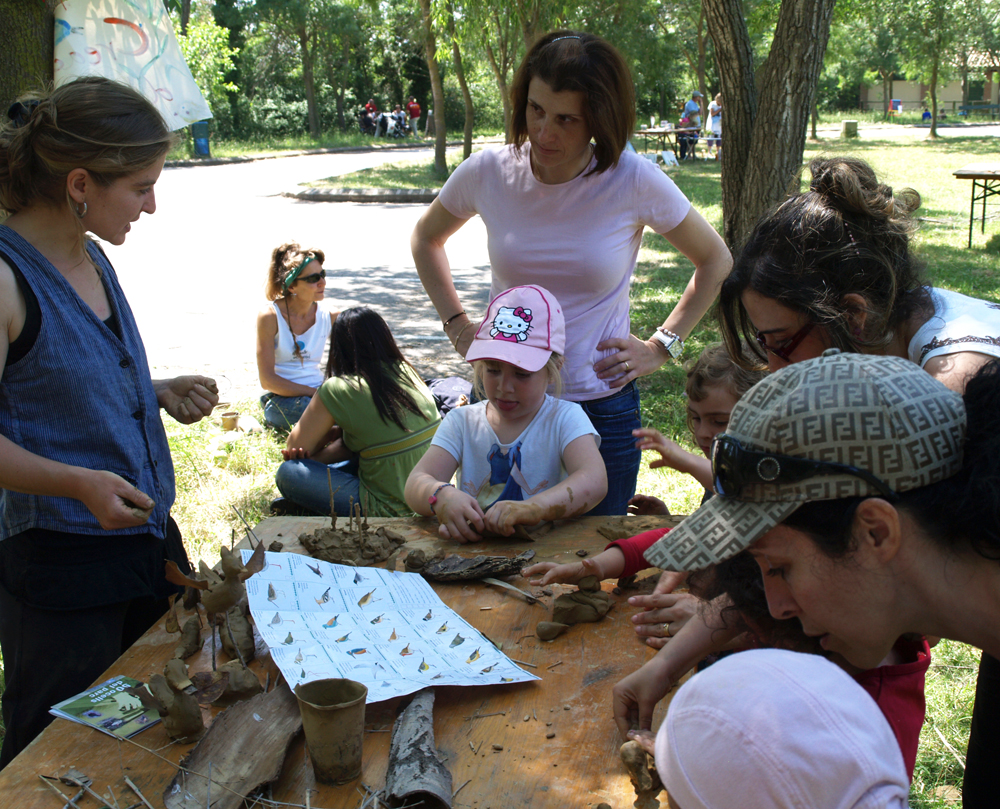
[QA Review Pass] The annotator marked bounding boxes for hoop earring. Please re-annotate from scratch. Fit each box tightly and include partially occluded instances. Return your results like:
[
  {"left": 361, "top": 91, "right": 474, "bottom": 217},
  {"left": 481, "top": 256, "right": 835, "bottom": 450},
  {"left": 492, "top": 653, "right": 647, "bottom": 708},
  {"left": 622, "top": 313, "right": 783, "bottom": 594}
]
[{"left": 76, "top": 201, "right": 88, "bottom": 218}]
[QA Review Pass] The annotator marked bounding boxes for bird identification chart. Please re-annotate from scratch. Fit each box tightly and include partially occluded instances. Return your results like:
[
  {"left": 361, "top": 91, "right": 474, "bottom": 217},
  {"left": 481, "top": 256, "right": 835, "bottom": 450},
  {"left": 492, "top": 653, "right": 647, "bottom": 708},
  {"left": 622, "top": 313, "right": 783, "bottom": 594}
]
[{"left": 243, "top": 551, "right": 539, "bottom": 703}]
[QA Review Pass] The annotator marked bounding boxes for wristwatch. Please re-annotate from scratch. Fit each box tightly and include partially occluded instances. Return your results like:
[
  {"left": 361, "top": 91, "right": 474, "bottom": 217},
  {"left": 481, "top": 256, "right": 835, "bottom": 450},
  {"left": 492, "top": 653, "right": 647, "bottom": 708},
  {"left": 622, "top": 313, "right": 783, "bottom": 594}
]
[{"left": 649, "top": 327, "right": 684, "bottom": 360}]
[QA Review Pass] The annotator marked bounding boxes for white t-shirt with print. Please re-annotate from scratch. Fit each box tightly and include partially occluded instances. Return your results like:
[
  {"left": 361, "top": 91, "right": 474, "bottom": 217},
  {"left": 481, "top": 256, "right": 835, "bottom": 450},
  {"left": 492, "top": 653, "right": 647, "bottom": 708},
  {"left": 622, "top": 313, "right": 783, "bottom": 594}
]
[{"left": 907, "top": 287, "right": 1000, "bottom": 366}]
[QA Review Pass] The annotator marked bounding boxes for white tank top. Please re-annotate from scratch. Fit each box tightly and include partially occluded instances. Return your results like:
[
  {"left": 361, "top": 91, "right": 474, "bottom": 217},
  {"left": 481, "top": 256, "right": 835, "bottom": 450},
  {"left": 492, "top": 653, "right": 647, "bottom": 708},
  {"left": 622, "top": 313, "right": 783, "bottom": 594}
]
[{"left": 272, "top": 299, "right": 333, "bottom": 387}]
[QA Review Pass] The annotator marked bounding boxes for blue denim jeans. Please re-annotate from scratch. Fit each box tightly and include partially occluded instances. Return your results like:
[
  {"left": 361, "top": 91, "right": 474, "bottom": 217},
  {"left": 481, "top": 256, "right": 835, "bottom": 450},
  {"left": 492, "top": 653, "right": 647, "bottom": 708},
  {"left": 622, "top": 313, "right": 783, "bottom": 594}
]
[
  {"left": 274, "top": 458, "right": 363, "bottom": 516},
  {"left": 260, "top": 393, "right": 312, "bottom": 431},
  {"left": 577, "top": 381, "right": 642, "bottom": 516}
]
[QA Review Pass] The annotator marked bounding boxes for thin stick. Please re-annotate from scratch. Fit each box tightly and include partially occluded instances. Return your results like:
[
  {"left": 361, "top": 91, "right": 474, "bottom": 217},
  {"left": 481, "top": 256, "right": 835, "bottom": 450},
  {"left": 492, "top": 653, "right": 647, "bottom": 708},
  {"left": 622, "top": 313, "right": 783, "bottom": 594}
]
[
  {"left": 37, "top": 776, "right": 80, "bottom": 809},
  {"left": 509, "top": 658, "right": 537, "bottom": 668},
  {"left": 231, "top": 506, "right": 261, "bottom": 548},
  {"left": 107, "top": 785, "right": 120, "bottom": 809},
  {"left": 452, "top": 779, "right": 472, "bottom": 799},
  {"left": 206, "top": 762, "right": 213, "bottom": 809},
  {"left": 124, "top": 777, "right": 157, "bottom": 809},
  {"left": 933, "top": 725, "right": 966, "bottom": 770},
  {"left": 546, "top": 661, "right": 563, "bottom": 670},
  {"left": 464, "top": 711, "right": 506, "bottom": 720},
  {"left": 53, "top": 773, "right": 107, "bottom": 807}
]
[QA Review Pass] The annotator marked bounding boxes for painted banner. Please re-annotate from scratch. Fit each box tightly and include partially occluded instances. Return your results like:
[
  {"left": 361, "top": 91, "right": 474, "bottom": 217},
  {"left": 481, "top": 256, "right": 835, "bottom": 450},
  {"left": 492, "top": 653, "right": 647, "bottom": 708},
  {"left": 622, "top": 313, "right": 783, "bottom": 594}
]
[{"left": 54, "top": 0, "right": 211, "bottom": 131}]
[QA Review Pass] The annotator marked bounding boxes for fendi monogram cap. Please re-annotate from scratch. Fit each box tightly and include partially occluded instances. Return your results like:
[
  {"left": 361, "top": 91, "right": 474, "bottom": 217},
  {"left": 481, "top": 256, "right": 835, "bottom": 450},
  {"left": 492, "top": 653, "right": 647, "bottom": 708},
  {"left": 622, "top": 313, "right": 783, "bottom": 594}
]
[{"left": 644, "top": 350, "right": 967, "bottom": 572}]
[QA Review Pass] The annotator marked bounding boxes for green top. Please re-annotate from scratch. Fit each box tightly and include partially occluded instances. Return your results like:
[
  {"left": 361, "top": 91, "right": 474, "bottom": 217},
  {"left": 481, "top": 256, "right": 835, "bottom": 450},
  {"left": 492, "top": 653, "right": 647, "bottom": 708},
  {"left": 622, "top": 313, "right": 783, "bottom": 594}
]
[{"left": 317, "top": 364, "right": 440, "bottom": 517}]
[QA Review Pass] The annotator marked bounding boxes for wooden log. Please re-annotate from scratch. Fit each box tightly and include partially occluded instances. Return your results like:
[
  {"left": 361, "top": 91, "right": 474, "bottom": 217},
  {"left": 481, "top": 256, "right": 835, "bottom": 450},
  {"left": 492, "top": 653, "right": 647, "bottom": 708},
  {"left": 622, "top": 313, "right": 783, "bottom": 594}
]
[{"left": 385, "top": 689, "right": 452, "bottom": 809}]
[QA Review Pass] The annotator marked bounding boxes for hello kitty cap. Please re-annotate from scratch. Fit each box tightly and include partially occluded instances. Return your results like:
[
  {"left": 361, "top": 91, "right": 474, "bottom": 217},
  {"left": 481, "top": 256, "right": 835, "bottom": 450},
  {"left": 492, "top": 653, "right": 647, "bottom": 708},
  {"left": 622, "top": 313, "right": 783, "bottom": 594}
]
[{"left": 465, "top": 285, "right": 566, "bottom": 372}]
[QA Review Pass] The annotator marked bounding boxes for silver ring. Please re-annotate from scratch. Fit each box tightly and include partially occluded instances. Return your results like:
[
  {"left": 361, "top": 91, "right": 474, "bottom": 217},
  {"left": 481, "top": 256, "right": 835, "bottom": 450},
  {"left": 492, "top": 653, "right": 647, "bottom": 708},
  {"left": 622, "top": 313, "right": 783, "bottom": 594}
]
[{"left": 624, "top": 361, "right": 630, "bottom": 372}]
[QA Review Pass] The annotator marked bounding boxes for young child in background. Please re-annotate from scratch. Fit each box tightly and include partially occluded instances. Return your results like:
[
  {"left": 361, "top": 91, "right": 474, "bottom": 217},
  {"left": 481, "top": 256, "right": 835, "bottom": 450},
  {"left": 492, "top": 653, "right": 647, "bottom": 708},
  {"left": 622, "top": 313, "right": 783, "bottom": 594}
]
[
  {"left": 525, "top": 344, "right": 764, "bottom": 591},
  {"left": 405, "top": 286, "right": 607, "bottom": 542}
]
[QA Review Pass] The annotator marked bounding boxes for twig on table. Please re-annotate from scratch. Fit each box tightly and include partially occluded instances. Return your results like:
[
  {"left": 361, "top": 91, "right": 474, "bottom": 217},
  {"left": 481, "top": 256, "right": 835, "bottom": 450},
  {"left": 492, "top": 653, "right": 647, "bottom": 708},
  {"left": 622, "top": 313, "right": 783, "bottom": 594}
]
[
  {"left": 463, "top": 711, "right": 506, "bottom": 720},
  {"left": 453, "top": 779, "right": 472, "bottom": 798},
  {"left": 106, "top": 784, "right": 120, "bottom": 809},
  {"left": 124, "top": 776, "right": 157, "bottom": 809},
  {"left": 509, "top": 658, "right": 537, "bottom": 668},
  {"left": 547, "top": 661, "right": 563, "bottom": 670},
  {"left": 37, "top": 775, "right": 81, "bottom": 809},
  {"left": 231, "top": 506, "right": 261, "bottom": 548}
]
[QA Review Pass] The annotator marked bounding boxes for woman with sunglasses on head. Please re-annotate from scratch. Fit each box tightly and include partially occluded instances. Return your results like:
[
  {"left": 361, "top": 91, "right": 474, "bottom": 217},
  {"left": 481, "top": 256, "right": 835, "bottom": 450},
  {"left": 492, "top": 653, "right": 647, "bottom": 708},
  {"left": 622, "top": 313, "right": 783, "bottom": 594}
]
[
  {"left": 412, "top": 30, "right": 731, "bottom": 516},
  {"left": 636, "top": 353, "right": 1000, "bottom": 807},
  {"left": 719, "top": 156, "right": 1000, "bottom": 393},
  {"left": 0, "top": 78, "right": 218, "bottom": 766},
  {"left": 257, "top": 242, "right": 339, "bottom": 430}
]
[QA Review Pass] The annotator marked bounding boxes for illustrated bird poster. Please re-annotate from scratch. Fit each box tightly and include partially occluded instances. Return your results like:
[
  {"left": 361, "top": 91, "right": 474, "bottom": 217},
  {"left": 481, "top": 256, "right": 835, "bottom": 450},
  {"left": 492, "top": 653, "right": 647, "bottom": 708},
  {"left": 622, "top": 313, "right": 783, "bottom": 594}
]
[
  {"left": 53, "top": 0, "right": 211, "bottom": 130},
  {"left": 243, "top": 551, "right": 539, "bottom": 703}
]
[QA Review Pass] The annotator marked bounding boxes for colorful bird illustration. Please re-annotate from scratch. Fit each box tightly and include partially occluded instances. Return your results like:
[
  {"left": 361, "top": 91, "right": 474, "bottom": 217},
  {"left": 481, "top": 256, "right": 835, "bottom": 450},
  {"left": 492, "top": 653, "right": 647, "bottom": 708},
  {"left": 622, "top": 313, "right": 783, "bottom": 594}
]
[
  {"left": 315, "top": 587, "right": 330, "bottom": 605},
  {"left": 370, "top": 614, "right": 384, "bottom": 624},
  {"left": 423, "top": 610, "right": 433, "bottom": 621},
  {"left": 335, "top": 633, "right": 352, "bottom": 643},
  {"left": 270, "top": 612, "right": 281, "bottom": 625},
  {"left": 400, "top": 644, "right": 413, "bottom": 656},
  {"left": 501, "top": 677, "right": 514, "bottom": 683},
  {"left": 418, "top": 658, "right": 430, "bottom": 673},
  {"left": 323, "top": 615, "right": 339, "bottom": 628},
  {"left": 283, "top": 632, "right": 294, "bottom": 645},
  {"left": 300, "top": 668, "right": 306, "bottom": 679},
  {"left": 347, "top": 648, "right": 368, "bottom": 657},
  {"left": 357, "top": 589, "right": 376, "bottom": 607},
  {"left": 466, "top": 648, "right": 481, "bottom": 664},
  {"left": 481, "top": 664, "right": 495, "bottom": 674},
  {"left": 306, "top": 562, "right": 323, "bottom": 577},
  {"left": 436, "top": 623, "right": 448, "bottom": 634},
  {"left": 353, "top": 571, "right": 363, "bottom": 584},
  {"left": 449, "top": 634, "right": 465, "bottom": 648},
  {"left": 389, "top": 628, "right": 398, "bottom": 641}
]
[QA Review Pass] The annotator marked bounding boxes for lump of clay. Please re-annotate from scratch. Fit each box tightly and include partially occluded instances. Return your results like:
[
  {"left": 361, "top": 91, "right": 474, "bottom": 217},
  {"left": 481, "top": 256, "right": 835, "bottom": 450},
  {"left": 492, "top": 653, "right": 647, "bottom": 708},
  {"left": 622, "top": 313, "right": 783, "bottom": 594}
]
[
  {"left": 404, "top": 548, "right": 428, "bottom": 572},
  {"left": 552, "top": 576, "right": 611, "bottom": 625},
  {"left": 131, "top": 674, "right": 204, "bottom": 743},
  {"left": 219, "top": 605, "right": 255, "bottom": 663},
  {"left": 300, "top": 505, "right": 406, "bottom": 566},
  {"left": 621, "top": 740, "right": 663, "bottom": 809},
  {"left": 536, "top": 621, "right": 570, "bottom": 641},
  {"left": 174, "top": 616, "right": 201, "bottom": 659}
]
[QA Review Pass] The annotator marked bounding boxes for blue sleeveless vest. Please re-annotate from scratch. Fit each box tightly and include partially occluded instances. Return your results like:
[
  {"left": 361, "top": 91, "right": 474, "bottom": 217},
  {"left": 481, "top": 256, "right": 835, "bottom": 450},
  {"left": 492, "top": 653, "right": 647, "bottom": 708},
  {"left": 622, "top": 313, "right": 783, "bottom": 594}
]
[{"left": 0, "top": 226, "right": 174, "bottom": 540}]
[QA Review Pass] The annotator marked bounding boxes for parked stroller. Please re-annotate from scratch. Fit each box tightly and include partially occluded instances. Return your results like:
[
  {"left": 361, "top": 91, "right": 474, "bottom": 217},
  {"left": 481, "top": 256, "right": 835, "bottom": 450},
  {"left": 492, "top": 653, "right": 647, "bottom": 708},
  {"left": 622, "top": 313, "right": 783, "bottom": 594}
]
[{"left": 374, "top": 111, "right": 410, "bottom": 139}]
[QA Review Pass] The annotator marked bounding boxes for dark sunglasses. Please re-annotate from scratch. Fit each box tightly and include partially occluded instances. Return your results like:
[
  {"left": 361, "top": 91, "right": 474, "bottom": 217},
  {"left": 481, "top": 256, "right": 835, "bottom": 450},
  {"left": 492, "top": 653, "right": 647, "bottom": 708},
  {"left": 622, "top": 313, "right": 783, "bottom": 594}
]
[
  {"left": 711, "top": 434, "right": 898, "bottom": 500},
  {"left": 299, "top": 271, "right": 326, "bottom": 284},
  {"left": 755, "top": 322, "right": 814, "bottom": 363}
]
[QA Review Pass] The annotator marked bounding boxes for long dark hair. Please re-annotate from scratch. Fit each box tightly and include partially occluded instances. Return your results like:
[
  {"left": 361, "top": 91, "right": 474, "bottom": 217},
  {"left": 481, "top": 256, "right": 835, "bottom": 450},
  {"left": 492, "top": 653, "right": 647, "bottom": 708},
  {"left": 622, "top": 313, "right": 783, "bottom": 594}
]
[
  {"left": 326, "top": 307, "right": 429, "bottom": 431},
  {"left": 718, "top": 157, "right": 930, "bottom": 369}
]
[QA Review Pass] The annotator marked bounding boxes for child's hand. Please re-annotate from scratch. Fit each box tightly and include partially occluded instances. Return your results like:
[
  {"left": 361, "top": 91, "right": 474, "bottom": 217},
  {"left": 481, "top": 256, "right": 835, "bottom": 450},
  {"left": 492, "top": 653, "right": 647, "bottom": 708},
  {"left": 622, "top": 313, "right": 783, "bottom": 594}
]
[
  {"left": 523, "top": 557, "right": 601, "bottom": 586},
  {"left": 627, "top": 494, "right": 670, "bottom": 516},
  {"left": 434, "top": 487, "right": 486, "bottom": 543},
  {"left": 633, "top": 427, "right": 686, "bottom": 470},
  {"left": 483, "top": 500, "right": 543, "bottom": 536}
]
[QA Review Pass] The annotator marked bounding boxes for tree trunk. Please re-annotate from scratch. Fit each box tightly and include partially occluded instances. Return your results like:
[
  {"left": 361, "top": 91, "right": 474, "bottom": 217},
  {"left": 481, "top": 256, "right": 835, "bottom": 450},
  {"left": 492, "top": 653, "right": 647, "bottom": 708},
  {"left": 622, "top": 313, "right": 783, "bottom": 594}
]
[
  {"left": 298, "top": 27, "right": 320, "bottom": 138},
  {"left": 180, "top": 0, "right": 192, "bottom": 36},
  {"left": 446, "top": 1, "right": 474, "bottom": 160},
  {"left": 880, "top": 69, "right": 891, "bottom": 118},
  {"left": 810, "top": 101, "right": 819, "bottom": 139},
  {"left": 418, "top": 0, "right": 448, "bottom": 177},
  {"left": 485, "top": 43, "right": 512, "bottom": 139},
  {"left": 0, "top": 0, "right": 56, "bottom": 107},
  {"left": 704, "top": 0, "right": 836, "bottom": 247},
  {"left": 928, "top": 56, "right": 939, "bottom": 139}
]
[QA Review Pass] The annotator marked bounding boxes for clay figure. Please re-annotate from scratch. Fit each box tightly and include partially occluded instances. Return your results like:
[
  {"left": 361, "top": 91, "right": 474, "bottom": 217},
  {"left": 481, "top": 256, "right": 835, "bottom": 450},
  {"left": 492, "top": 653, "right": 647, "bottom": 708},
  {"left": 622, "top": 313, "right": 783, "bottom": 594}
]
[
  {"left": 551, "top": 576, "right": 611, "bottom": 625},
  {"left": 536, "top": 621, "right": 570, "bottom": 641}
]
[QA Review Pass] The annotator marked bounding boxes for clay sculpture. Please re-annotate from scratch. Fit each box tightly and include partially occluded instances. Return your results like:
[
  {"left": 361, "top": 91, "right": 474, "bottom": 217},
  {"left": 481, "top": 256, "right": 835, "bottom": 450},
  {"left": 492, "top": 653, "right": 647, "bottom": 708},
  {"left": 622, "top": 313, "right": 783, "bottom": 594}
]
[{"left": 552, "top": 575, "right": 611, "bottom": 624}]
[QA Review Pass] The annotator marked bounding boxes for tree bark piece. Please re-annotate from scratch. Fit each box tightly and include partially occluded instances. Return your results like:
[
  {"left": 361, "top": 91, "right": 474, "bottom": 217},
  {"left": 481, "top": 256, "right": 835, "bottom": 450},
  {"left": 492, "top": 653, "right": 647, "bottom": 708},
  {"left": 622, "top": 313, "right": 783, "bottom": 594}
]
[
  {"left": 163, "top": 682, "right": 302, "bottom": 809},
  {"left": 385, "top": 689, "right": 452, "bottom": 809}
]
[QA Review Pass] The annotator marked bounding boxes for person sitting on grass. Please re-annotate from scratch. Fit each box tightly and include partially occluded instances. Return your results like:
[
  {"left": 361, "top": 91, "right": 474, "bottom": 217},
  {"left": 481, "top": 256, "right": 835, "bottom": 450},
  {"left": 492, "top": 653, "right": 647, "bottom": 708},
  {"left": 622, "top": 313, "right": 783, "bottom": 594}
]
[
  {"left": 405, "top": 285, "right": 607, "bottom": 541},
  {"left": 275, "top": 307, "right": 440, "bottom": 517},
  {"left": 257, "top": 242, "right": 338, "bottom": 430},
  {"left": 523, "top": 343, "right": 765, "bottom": 646}
]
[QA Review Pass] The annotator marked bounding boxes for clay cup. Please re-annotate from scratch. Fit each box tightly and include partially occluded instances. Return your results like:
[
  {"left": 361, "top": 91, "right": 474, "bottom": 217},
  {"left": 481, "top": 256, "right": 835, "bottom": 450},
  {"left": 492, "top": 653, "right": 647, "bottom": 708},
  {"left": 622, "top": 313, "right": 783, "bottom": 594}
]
[
  {"left": 294, "top": 678, "right": 368, "bottom": 784},
  {"left": 221, "top": 411, "right": 240, "bottom": 431}
]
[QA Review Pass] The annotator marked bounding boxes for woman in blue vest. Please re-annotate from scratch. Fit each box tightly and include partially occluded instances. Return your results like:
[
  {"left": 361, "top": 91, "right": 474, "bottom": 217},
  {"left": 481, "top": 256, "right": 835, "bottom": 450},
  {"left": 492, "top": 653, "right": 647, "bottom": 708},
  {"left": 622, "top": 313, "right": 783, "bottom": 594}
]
[{"left": 0, "top": 78, "right": 218, "bottom": 766}]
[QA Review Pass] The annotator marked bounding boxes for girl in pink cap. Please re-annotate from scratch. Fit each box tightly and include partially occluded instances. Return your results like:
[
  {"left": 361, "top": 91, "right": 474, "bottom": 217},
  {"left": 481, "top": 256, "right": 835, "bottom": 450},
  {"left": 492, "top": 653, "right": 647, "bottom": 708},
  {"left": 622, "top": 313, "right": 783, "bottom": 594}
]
[{"left": 405, "top": 286, "right": 607, "bottom": 541}]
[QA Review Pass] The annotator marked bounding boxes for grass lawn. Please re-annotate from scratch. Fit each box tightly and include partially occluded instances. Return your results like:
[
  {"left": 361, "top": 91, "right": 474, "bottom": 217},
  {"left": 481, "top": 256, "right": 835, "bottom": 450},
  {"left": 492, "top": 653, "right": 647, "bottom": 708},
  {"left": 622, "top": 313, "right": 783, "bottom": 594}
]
[{"left": 3, "top": 130, "right": 995, "bottom": 804}]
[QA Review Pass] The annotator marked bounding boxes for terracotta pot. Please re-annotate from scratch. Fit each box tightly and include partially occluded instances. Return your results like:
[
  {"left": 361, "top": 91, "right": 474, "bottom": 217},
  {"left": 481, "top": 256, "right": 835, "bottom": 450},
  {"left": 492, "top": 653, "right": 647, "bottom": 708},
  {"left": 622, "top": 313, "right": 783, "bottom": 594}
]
[{"left": 294, "top": 679, "right": 367, "bottom": 784}]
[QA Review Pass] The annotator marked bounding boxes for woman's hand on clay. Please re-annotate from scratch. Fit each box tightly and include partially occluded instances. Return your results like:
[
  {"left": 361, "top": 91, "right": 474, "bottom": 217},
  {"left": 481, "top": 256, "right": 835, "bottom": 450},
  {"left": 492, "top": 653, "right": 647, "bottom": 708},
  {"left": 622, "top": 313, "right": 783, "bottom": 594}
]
[
  {"left": 523, "top": 556, "right": 601, "bottom": 586},
  {"left": 627, "top": 494, "right": 670, "bottom": 516},
  {"left": 628, "top": 592, "right": 702, "bottom": 649},
  {"left": 78, "top": 470, "right": 156, "bottom": 530},
  {"left": 612, "top": 657, "right": 675, "bottom": 740},
  {"left": 434, "top": 487, "right": 486, "bottom": 543},
  {"left": 483, "top": 500, "right": 544, "bottom": 536},
  {"left": 594, "top": 335, "right": 668, "bottom": 389},
  {"left": 156, "top": 375, "right": 219, "bottom": 424}
]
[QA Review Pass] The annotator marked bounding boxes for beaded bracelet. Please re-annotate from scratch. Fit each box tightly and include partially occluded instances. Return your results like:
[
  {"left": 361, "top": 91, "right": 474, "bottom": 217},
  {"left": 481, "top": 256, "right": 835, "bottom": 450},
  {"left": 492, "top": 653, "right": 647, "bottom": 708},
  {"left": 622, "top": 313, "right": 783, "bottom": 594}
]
[{"left": 442, "top": 310, "right": 467, "bottom": 329}]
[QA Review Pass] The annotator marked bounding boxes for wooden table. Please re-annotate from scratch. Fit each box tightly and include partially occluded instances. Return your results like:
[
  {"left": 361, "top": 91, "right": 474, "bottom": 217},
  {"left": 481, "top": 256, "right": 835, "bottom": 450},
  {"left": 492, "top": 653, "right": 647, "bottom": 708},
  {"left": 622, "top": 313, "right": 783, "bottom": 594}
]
[
  {"left": 637, "top": 128, "right": 701, "bottom": 160},
  {"left": 953, "top": 164, "right": 1000, "bottom": 247},
  {"left": 0, "top": 514, "right": 682, "bottom": 809}
]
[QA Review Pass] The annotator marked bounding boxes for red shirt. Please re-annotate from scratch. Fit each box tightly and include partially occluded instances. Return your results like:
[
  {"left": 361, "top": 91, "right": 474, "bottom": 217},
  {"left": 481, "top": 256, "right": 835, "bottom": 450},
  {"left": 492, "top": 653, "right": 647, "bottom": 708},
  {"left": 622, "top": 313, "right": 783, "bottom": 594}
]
[
  {"left": 406, "top": 101, "right": 421, "bottom": 119},
  {"left": 365, "top": 102, "right": 378, "bottom": 114}
]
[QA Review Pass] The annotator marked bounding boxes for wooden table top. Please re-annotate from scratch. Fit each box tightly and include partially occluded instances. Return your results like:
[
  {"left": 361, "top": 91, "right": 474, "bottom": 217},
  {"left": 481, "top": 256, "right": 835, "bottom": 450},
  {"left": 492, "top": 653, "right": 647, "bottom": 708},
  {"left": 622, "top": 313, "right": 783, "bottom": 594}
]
[
  {"left": 0, "top": 514, "right": 682, "bottom": 809},
  {"left": 953, "top": 163, "right": 1000, "bottom": 179}
]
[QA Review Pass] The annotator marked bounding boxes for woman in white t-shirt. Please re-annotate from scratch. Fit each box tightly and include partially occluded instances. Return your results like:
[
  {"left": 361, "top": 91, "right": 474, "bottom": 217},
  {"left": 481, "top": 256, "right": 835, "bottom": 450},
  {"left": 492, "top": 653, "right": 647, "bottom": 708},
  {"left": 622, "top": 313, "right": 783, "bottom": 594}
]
[
  {"left": 411, "top": 30, "right": 731, "bottom": 515},
  {"left": 707, "top": 93, "right": 722, "bottom": 158},
  {"left": 256, "top": 242, "right": 339, "bottom": 429}
]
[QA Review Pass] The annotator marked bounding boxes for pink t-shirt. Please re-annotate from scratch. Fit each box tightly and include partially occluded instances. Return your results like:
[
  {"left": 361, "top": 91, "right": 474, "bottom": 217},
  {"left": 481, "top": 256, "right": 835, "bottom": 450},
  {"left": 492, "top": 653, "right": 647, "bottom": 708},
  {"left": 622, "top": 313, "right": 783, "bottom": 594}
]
[{"left": 438, "top": 145, "right": 691, "bottom": 401}]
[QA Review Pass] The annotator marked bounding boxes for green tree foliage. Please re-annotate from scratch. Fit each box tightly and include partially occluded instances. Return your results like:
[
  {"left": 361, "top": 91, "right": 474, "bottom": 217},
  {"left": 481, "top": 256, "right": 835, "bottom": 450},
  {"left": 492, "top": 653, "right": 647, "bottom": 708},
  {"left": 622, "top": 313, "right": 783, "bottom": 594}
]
[{"left": 174, "top": 4, "right": 239, "bottom": 118}]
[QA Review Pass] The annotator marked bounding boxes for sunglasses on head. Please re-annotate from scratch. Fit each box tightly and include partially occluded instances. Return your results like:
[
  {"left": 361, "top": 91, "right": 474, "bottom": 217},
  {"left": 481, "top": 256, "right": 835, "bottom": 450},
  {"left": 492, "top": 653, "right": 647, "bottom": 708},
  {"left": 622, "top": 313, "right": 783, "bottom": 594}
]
[
  {"left": 755, "top": 322, "right": 814, "bottom": 363},
  {"left": 299, "top": 270, "right": 326, "bottom": 284},
  {"left": 711, "top": 434, "right": 898, "bottom": 500}
]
